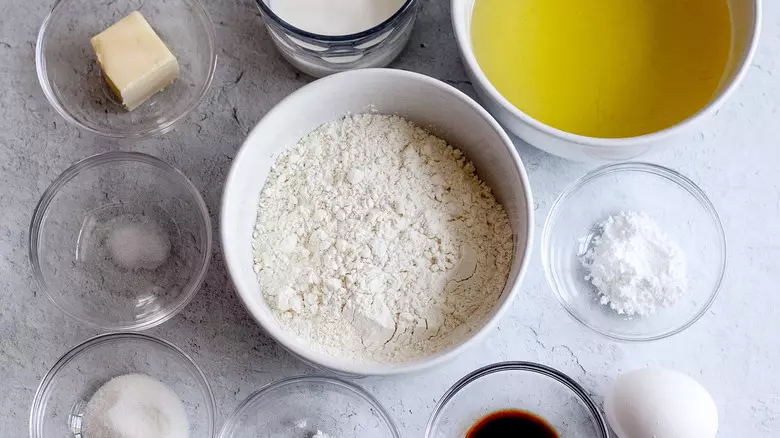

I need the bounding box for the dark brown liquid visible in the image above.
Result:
[466,409,559,438]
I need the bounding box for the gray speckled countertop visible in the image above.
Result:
[3,0,780,436]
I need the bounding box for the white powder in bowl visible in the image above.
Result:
[252,114,514,363]
[83,373,189,438]
[580,211,688,316]
[106,219,171,271]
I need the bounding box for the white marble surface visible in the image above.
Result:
[2,0,779,436]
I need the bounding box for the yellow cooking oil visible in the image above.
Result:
[471,0,732,138]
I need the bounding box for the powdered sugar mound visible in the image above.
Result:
[581,211,687,316]
[252,114,513,363]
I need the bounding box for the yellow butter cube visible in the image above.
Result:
[90,11,179,111]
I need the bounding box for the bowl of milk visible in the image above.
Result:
[256,0,419,77]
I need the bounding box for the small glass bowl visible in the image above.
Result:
[542,162,726,341]
[29,152,212,330]
[30,332,216,438]
[426,362,609,437]
[36,0,216,138]
[256,0,419,77]
[219,376,401,438]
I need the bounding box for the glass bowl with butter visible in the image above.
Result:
[36,0,216,138]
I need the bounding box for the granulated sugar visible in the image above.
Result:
[83,373,189,438]
[252,114,513,363]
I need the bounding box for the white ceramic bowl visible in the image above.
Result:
[222,68,534,376]
[451,0,762,161]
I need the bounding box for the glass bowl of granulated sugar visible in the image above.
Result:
[542,162,726,341]
[30,332,215,438]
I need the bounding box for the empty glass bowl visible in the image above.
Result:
[542,162,726,341]
[30,332,216,438]
[219,376,401,438]
[256,0,419,77]
[36,0,216,138]
[29,152,212,330]
[426,362,609,437]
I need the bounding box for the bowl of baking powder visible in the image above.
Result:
[221,68,534,376]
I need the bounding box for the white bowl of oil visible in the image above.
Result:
[452,0,761,161]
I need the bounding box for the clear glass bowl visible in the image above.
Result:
[256,0,419,77]
[29,152,212,330]
[36,0,216,138]
[542,162,726,341]
[219,376,401,438]
[426,362,609,437]
[30,332,216,438]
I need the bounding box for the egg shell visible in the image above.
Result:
[605,368,718,438]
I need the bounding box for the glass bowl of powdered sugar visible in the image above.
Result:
[542,162,726,341]
[30,332,216,438]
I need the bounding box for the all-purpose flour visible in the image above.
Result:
[252,114,513,363]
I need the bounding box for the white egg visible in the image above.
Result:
[605,368,718,438]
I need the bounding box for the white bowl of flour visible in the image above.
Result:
[222,69,533,376]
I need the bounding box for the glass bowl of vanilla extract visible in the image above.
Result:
[425,362,609,438]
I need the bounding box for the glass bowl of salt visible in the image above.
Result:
[30,332,216,438]
[29,151,212,330]
[542,162,726,341]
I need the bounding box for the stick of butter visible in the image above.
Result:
[90,11,179,111]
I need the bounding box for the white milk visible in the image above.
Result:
[270,0,407,36]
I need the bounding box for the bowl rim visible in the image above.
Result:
[450,0,763,147]
[35,0,218,139]
[28,151,213,331]
[29,332,217,438]
[255,0,418,41]
[541,162,727,342]
[221,67,535,376]
[218,375,401,438]
[425,361,610,437]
